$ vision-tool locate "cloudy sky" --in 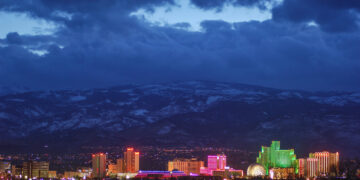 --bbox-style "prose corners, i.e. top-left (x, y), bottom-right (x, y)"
top-left (0, 0), bottom-right (359, 91)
